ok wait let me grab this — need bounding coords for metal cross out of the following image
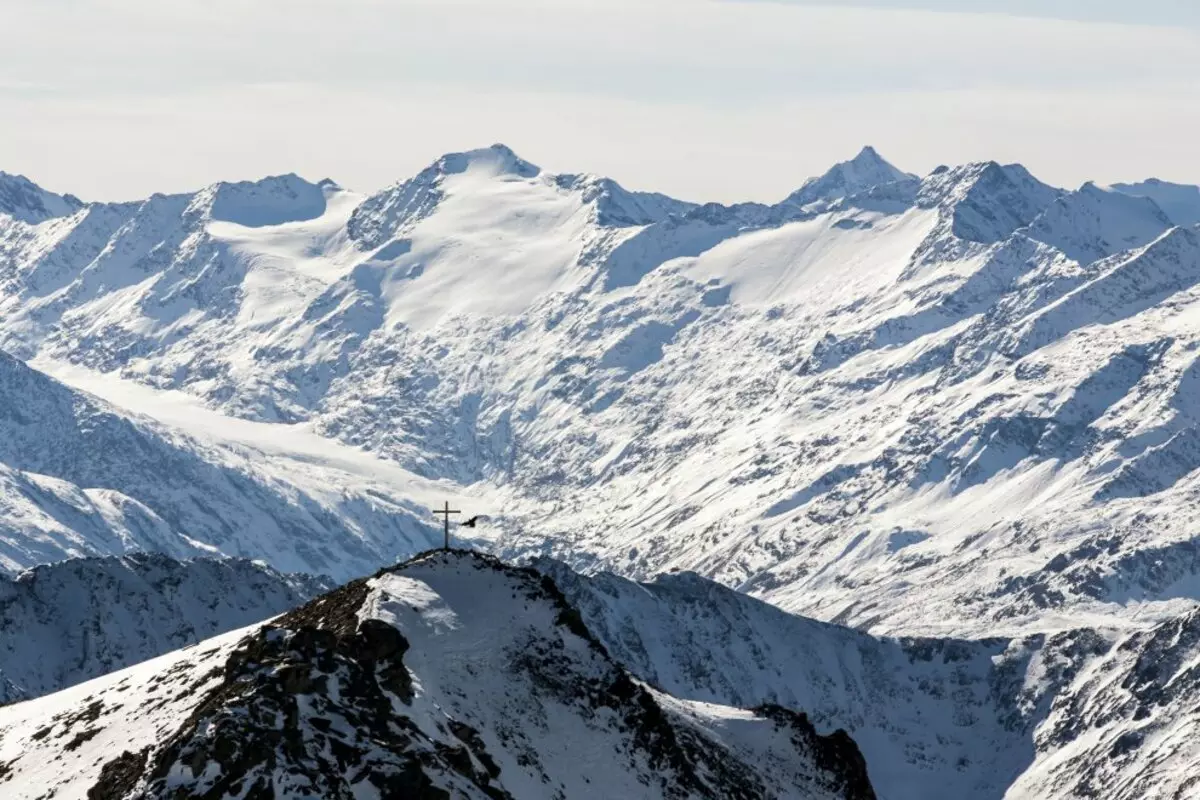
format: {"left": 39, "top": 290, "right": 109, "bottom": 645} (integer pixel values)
{"left": 432, "top": 500, "right": 461, "bottom": 550}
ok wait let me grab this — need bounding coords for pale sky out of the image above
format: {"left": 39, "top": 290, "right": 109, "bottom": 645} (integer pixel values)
{"left": 2, "top": 0, "right": 1198, "bottom": 203}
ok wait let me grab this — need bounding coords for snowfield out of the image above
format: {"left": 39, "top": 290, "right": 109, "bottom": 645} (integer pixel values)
{"left": 4, "top": 145, "right": 1200, "bottom": 638}
{"left": 2, "top": 143, "right": 1200, "bottom": 795}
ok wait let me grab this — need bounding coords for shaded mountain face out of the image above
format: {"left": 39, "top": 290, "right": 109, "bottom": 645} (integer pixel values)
{"left": 0, "top": 172, "right": 82, "bottom": 224}
{"left": 2, "top": 146, "right": 1200, "bottom": 642}
{"left": 784, "top": 146, "right": 916, "bottom": 209}
{"left": 1111, "top": 177, "right": 1200, "bottom": 226}
{"left": 535, "top": 560, "right": 1200, "bottom": 800}
{"left": 0, "top": 553, "right": 331, "bottom": 704}
{"left": 0, "top": 551, "right": 875, "bottom": 800}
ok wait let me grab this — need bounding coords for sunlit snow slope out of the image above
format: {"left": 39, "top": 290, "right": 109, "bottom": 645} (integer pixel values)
{"left": 4, "top": 147, "right": 1200, "bottom": 639}
{"left": 0, "top": 551, "right": 874, "bottom": 800}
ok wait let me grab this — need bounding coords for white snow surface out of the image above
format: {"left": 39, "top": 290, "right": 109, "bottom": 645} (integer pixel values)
{"left": 2, "top": 144, "right": 1200, "bottom": 644}
{"left": 0, "top": 552, "right": 329, "bottom": 703}
{"left": 0, "top": 551, "right": 867, "bottom": 799}
{"left": 537, "top": 559, "right": 1200, "bottom": 800}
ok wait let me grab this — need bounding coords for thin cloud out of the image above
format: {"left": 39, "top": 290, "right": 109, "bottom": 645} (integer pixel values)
{"left": 1, "top": 1, "right": 1197, "bottom": 201}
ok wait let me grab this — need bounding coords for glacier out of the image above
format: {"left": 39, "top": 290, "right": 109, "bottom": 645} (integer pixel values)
{"left": 2, "top": 143, "right": 1200, "bottom": 645}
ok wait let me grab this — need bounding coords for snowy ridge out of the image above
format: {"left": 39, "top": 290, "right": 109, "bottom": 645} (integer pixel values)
{"left": 1023, "top": 181, "right": 1174, "bottom": 264}
{"left": 0, "top": 172, "right": 83, "bottom": 225}
{"left": 0, "top": 551, "right": 875, "bottom": 799}
{"left": 1110, "top": 177, "right": 1200, "bottom": 227}
{"left": 785, "top": 146, "right": 915, "bottom": 210}
{"left": 0, "top": 553, "right": 330, "bottom": 703}
{"left": 3, "top": 145, "right": 1200, "bottom": 645}
{"left": 0, "top": 349, "right": 443, "bottom": 580}
{"left": 536, "top": 559, "right": 1200, "bottom": 800}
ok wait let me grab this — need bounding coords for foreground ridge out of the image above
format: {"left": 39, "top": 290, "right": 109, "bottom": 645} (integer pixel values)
{"left": 0, "top": 550, "right": 875, "bottom": 799}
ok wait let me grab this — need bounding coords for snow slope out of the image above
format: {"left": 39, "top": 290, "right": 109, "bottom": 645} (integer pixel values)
{"left": 0, "top": 347, "right": 446, "bottom": 581}
{"left": 0, "top": 553, "right": 330, "bottom": 703}
{"left": 0, "top": 551, "right": 875, "bottom": 799}
{"left": 537, "top": 559, "right": 1200, "bottom": 800}
{"left": 1111, "top": 177, "right": 1200, "bottom": 226}
{"left": 5, "top": 145, "right": 1200, "bottom": 643}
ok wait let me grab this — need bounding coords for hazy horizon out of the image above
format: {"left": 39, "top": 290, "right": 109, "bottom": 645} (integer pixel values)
{"left": 3, "top": 0, "right": 1198, "bottom": 203}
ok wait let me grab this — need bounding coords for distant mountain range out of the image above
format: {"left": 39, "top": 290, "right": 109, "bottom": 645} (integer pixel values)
{"left": 2, "top": 145, "right": 1200, "bottom": 646}
{"left": 0, "top": 553, "right": 330, "bottom": 703}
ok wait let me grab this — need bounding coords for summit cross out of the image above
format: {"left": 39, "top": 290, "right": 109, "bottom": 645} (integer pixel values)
{"left": 432, "top": 501, "right": 461, "bottom": 550}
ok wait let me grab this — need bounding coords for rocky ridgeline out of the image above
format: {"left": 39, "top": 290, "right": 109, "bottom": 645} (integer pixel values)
{"left": 1, "top": 551, "right": 876, "bottom": 800}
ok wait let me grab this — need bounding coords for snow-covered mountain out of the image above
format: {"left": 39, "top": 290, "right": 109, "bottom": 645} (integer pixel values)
{"left": 784, "top": 146, "right": 916, "bottom": 209}
{"left": 0, "top": 553, "right": 330, "bottom": 703}
{"left": 0, "top": 551, "right": 875, "bottom": 799}
{"left": 0, "top": 347, "right": 443, "bottom": 580}
{"left": 5, "top": 550, "right": 1197, "bottom": 800}
{"left": 539, "top": 559, "right": 1200, "bottom": 800}
{"left": 3, "top": 144, "right": 1200, "bottom": 646}
{"left": 0, "top": 172, "right": 82, "bottom": 225}
{"left": 1111, "top": 177, "right": 1200, "bottom": 226}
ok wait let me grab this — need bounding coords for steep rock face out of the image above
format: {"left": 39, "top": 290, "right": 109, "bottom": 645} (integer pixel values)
{"left": 535, "top": 559, "right": 1200, "bottom": 800}
{"left": 0, "top": 553, "right": 331, "bottom": 702}
{"left": 0, "top": 551, "right": 875, "bottom": 800}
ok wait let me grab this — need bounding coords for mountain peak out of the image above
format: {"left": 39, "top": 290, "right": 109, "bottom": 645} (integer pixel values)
{"left": 916, "top": 160, "right": 1062, "bottom": 244}
{"left": 785, "top": 146, "right": 914, "bottom": 208}
{"left": 1110, "top": 177, "right": 1200, "bottom": 226}
{"left": 0, "top": 548, "right": 876, "bottom": 799}
{"left": 434, "top": 143, "right": 541, "bottom": 180}
{"left": 0, "top": 171, "right": 84, "bottom": 224}
{"left": 850, "top": 145, "right": 886, "bottom": 166}
{"left": 196, "top": 173, "right": 328, "bottom": 227}
{"left": 555, "top": 172, "right": 696, "bottom": 227}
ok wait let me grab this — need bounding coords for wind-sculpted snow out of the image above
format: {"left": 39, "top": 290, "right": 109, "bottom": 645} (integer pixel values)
{"left": 0, "top": 553, "right": 330, "bottom": 703}
{"left": 0, "top": 551, "right": 876, "bottom": 799}
{"left": 4, "top": 144, "right": 1200, "bottom": 645}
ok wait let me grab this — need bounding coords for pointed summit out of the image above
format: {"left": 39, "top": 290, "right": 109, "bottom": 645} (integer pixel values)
{"left": 784, "top": 146, "right": 915, "bottom": 208}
